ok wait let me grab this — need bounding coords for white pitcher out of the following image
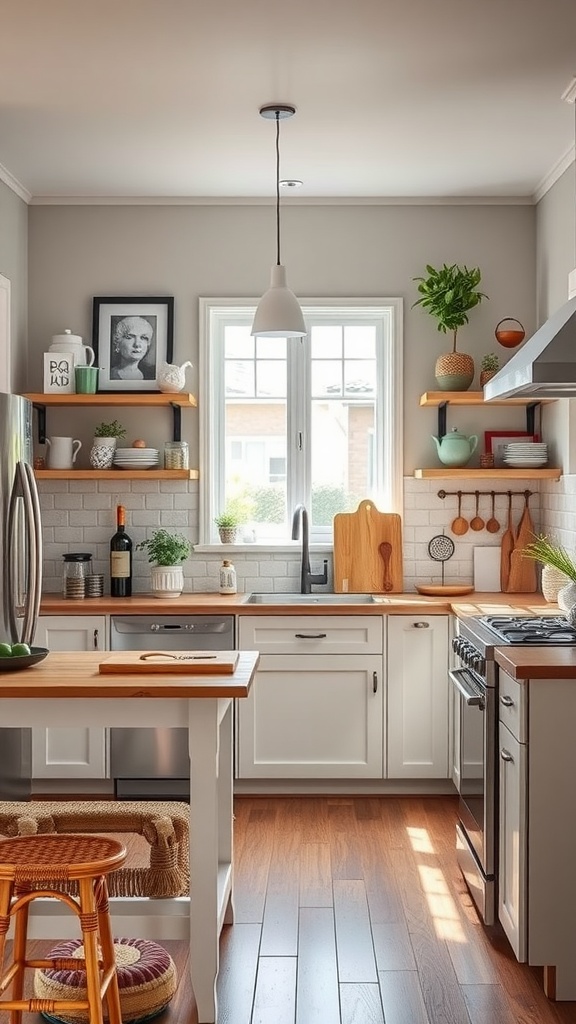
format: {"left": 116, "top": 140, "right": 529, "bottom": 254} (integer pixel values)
{"left": 45, "top": 436, "right": 82, "bottom": 470}
{"left": 49, "top": 329, "right": 95, "bottom": 367}
{"left": 158, "top": 360, "right": 192, "bottom": 393}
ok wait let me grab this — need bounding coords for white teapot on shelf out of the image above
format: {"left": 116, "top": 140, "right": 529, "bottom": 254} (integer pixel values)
{"left": 157, "top": 360, "right": 193, "bottom": 393}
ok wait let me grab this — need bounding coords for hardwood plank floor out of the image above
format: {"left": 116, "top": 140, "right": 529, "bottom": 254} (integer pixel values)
{"left": 9, "top": 795, "right": 576, "bottom": 1023}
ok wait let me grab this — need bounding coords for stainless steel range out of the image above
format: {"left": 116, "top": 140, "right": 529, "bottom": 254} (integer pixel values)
{"left": 451, "top": 613, "right": 576, "bottom": 926}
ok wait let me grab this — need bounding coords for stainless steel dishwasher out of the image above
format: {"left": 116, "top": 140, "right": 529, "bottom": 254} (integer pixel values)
{"left": 109, "top": 614, "right": 235, "bottom": 799}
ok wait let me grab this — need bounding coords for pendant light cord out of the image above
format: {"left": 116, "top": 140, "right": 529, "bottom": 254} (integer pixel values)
{"left": 275, "top": 112, "right": 281, "bottom": 267}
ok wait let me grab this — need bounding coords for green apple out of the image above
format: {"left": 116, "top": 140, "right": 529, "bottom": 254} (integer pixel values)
{"left": 10, "top": 642, "right": 31, "bottom": 657}
{"left": 0, "top": 642, "right": 13, "bottom": 657}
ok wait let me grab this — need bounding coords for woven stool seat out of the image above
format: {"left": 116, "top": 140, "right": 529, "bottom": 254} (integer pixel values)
{"left": 0, "top": 833, "right": 127, "bottom": 1024}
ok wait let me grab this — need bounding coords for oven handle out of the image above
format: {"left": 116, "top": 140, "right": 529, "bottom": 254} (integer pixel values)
{"left": 449, "top": 667, "right": 484, "bottom": 706}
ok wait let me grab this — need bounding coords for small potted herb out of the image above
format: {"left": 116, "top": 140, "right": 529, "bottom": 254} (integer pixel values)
{"left": 214, "top": 510, "right": 239, "bottom": 544}
{"left": 90, "top": 420, "right": 127, "bottom": 469}
{"left": 137, "top": 528, "right": 193, "bottom": 598}
{"left": 480, "top": 353, "right": 499, "bottom": 387}
{"left": 413, "top": 262, "right": 488, "bottom": 390}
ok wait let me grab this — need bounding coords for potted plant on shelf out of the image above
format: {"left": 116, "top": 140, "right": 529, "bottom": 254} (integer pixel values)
{"left": 413, "top": 262, "right": 488, "bottom": 391}
{"left": 90, "top": 419, "right": 127, "bottom": 470}
{"left": 480, "top": 352, "right": 500, "bottom": 387}
{"left": 214, "top": 510, "right": 239, "bottom": 544}
{"left": 136, "top": 528, "right": 193, "bottom": 598}
{"left": 523, "top": 535, "right": 576, "bottom": 609}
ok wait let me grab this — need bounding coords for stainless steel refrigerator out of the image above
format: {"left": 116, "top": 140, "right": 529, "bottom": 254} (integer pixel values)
{"left": 0, "top": 393, "right": 43, "bottom": 798}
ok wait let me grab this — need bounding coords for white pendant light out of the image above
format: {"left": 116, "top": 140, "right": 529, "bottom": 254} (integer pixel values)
{"left": 251, "top": 104, "right": 306, "bottom": 338}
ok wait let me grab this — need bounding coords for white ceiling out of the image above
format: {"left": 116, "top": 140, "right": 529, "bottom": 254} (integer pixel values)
{"left": 1, "top": 0, "right": 576, "bottom": 202}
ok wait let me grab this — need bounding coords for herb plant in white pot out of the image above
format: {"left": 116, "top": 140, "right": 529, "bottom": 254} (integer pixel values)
{"left": 90, "top": 419, "right": 127, "bottom": 470}
{"left": 137, "top": 529, "right": 193, "bottom": 599}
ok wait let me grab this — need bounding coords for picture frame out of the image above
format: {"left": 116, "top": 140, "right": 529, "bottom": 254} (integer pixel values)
{"left": 484, "top": 430, "right": 541, "bottom": 467}
{"left": 92, "top": 296, "right": 174, "bottom": 392}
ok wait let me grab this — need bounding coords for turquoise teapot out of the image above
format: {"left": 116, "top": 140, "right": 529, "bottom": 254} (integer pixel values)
{"left": 432, "top": 427, "right": 478, "bottom": 467}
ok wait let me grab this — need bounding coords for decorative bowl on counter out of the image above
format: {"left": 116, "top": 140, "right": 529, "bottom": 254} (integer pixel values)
{"left": 0, "top": 647, "right": 49, "bottom": 672}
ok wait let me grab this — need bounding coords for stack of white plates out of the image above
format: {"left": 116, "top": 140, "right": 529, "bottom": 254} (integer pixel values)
{"left": 503, "top": 442, "right": 548, "bottom": 468}
{"left": 113, "top": 447, "right": 160, "bottom": 470}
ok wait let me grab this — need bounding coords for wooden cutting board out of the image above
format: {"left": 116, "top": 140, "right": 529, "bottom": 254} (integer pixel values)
{"left": 99, "top": 651, "right": 239, "bottom": 675}
{"left": 333, "top": 500, "right": 403, "bottom": 593}
{"left": 506, "top": 497, "right": 538, "bottom": 593}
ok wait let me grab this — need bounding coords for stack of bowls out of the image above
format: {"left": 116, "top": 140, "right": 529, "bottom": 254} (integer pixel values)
{"left": 502, "top": 442, "right": 548, "bottom": 468}
{"left": 113, "top": 447, "right": 160, "bottom": 470}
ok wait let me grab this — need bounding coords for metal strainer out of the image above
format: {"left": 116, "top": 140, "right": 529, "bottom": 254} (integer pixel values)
{"left": 428, "top": 533, "right": 455, "bottom": 584}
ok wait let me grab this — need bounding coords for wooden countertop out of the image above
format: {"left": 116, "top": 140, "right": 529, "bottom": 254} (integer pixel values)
{"left": 495, "top": 647, "right": 576, "bottom": 680}
{"left": 40, "top": 592, "right": 554, "bottom": 616}
{"left": 0, "top": 650, "right": 259, "bottom": 698}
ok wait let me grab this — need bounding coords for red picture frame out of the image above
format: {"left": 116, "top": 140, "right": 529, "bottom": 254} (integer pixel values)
{"left": 484, "top": 430, "right": 541, "bottom": 467}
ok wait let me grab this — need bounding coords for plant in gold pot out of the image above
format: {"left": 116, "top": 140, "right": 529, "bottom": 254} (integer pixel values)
{"left": 413, "top": 262, "right": 488, "bottom": 391}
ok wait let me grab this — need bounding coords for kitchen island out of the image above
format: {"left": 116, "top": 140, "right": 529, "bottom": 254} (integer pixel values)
{"left": 0, "top": 649, "right": 259, "bottom": 1024}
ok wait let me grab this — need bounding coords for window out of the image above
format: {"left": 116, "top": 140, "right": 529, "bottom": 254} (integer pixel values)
{"left": 199, "top": 298, "right": 403, "bottom": 545}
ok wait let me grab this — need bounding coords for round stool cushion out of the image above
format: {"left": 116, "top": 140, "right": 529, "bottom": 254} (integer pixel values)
{"left": 34, "top": 937, "right": 178, "bottom": 1024}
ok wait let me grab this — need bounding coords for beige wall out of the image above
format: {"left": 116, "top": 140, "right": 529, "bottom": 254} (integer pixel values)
{"left": 0, "top": 179, "right": 28, "bottom": 392}
{"left": 26, "top": 201, "right": 537, "bottom": 472}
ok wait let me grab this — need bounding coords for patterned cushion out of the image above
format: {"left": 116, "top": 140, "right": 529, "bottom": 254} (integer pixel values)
{"left": 34, "top": 937, "right": 178, "bottom": 1024}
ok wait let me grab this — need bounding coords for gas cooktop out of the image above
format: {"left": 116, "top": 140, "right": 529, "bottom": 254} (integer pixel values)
{"left": 480, "top": 615, "right": 576, "bottom": 645}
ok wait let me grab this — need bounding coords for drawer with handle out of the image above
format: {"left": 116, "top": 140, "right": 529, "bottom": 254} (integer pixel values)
{"left": 498, "top": 667, "right": 526, "bottom": 742}
{"left": 238, "top": 615, "right": 383, "bottom": 654}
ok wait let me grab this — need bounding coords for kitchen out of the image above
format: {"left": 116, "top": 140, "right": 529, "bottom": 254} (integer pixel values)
{"left": 2, "top": 2, "right": 576, "bottom": 1022}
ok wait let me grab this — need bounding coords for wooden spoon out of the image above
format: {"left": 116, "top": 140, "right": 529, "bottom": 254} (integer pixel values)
{"left": 379, "top": 541, "right": 394, "bottom": 592}
{"left": 486, "top": 491, "right": 500, "bottom": 533}
{"left": 470, "top": 490, "right": 485, "bottom": 532}
{"left": 451, "top": 491, "right": 469, "bottom": 536}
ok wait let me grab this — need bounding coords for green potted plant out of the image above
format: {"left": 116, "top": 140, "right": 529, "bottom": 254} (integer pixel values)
{"left": 523, "top": 535, "right": 576, "bottom": 607}
{"left": 413, "top": 262, "right": 488, "bottom": 391}
{"left": 480, "top": 352, "right": 500, "bottom": 388}
{"left": 136, "top": 528, "right": 193, "bottom": 598}
{"left": 90, "top": 419, "right": 127, "bottom": 470}
{"left": 214, "top": 510, "right": 239, "bottom": 544}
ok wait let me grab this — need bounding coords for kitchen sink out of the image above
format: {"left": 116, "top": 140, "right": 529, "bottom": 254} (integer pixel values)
{"left": 244, "top": 593, "right": 377, "bottom": 604}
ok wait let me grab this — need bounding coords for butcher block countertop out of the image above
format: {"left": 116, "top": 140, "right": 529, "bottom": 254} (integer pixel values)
{"left": 0, "top": 650, "right": 259, "bottom": 698}
{"left": 40, "top": 592, "right": 554, "bottom": 616}
{"left": 495, "top": 647, "right": 576, "bottom": 680}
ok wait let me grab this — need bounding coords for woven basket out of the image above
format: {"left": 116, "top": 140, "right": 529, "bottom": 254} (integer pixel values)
{"left": 541, "top": 564, "right": 569, "bottom": 603}
{"left": 435, "top": 352, "right": 475, "bottom": 391}
{"left": 34, "top": 937, "right": 177, "bottom": 1024}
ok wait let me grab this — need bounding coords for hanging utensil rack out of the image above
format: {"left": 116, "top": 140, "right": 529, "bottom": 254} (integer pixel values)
{"left": 437, "top": 488, "right": 534, "bottom": 500}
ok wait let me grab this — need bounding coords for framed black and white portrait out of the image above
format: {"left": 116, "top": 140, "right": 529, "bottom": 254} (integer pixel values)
{"left": 92, "top": 296, "right": 174, "bottom": 392}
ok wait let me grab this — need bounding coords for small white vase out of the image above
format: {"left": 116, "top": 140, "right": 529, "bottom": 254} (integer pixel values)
{"left": 90, "top": 436, "right": 116, "bottom": 470}
{"left": 150, "top": 564, "right": 184, "bottom": 599}
{"left": 557, "top": 580, "right": 576, "bottom": 613}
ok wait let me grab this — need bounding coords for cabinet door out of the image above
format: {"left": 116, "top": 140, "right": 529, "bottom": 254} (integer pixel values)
{"left": 498, "top": 721, "right": 527, "bottom": 962}
{"left": 387, "top": 615, "right": 449, "bottom": 778}
{"left": 237, "top": 654, "right": 383, "bottom": 778}
{"left": 238, "top": 615, "right": 383, "bottom": 655}
{"left": 32, "top": 615, "right": 108, "bottom": 779}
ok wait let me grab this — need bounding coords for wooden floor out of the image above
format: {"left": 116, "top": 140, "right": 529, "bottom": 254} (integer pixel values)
{"left": 12, "top": 795, "right": 576, "bottom": 1023}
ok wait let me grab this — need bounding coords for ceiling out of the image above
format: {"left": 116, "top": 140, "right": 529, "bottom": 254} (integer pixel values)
{"left": 1, "top": 0, "right": 576, "bottom": 202}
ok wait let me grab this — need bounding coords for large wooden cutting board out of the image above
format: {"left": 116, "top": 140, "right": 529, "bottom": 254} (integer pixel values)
{"left": 99, "top": 651, "right": 239, "bottom": 675}
{"left": 333, "top": 500, "right": 403, "bottom": 593}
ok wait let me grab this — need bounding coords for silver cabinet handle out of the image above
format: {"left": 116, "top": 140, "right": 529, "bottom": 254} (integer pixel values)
{"left": 500, "top": 748, "right": 514, "bottom": 762}
{"left": 373, "top": 671, "right": 378, "bottom": 694}
{"left": 413, "top": 621, "right": 430, "bottom": 628}
{"left": 295, "top": 633, "right": 327, "bottom": 639}
{"left": 500, "top": 695, "right": 514, "bottom": 707}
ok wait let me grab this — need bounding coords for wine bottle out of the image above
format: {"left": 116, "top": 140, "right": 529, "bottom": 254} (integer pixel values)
{"left": 110, "top": 504, "right": 132, "bottom": 597}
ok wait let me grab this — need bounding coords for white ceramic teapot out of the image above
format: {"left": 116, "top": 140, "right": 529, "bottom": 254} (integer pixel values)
{"left": 158, "top": 360, "right": 192, "bottom": 394}
{"left": 49, "top": 329, "right": 95, "bottom": 367}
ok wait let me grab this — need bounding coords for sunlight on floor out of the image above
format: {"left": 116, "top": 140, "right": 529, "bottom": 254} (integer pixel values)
{"left": 406, "top": 826, "right": 434, "bottom": 854}
{"left": 407, "top": 826, "right": 467, "bottom": 944}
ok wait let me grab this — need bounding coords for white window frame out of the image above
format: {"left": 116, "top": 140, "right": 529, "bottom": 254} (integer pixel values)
{"left": 198, "top": 297, "right": 403, "bottom": 549}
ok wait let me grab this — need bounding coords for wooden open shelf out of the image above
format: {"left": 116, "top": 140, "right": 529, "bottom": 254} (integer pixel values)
{"left": 414, "top": 468, "right": 561, "bottom": 480}
{"left": 23, "top": 392, "right": 197, "bottom": 407}
{"left": 34, "top": 469, "right": 199, "bottom": 480}
{"left": 419, "top": 391, "right": 554, "bottom": 408}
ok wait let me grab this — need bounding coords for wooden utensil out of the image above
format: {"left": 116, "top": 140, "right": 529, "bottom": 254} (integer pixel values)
{"left": 486, "top": 491, "right": 500, "bottom": 533}
{"left": 470, "top": 490, "right": 485, "bottom": 531}
{"left": 379, "top": 541, "right": 393, "bottom": 592}
{"left": 500, "top": 492, "right": 515, "bottom": 592}
{"left": 333, "top": 500, "right": 403, "bottom": 593}
{"left": 506, "top": 492, "right": 537, "bottom": 593}
{"left": 451, "top": 491, "right": 469, "bottom": 535}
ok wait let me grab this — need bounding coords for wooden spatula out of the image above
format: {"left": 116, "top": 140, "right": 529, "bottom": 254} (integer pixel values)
{"left": 500, "top": 492, "right": 515, "bottom": 592}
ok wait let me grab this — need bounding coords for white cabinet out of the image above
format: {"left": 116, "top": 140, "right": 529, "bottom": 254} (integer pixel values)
{"left": 32, "top": 615, "right": 108, "bottom": 779}
{"left": 498, "top": 719, "right": 527, "bottom": 961}
{"left": 237, "top": 615, "right": 384, "bottom": 779}
{"left": 387, "top": 615, "right": 449, "bottom": 778}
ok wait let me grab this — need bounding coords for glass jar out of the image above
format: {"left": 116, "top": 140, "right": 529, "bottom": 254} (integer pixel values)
{"left": 163, "top": 441, "right": 189, "bottom": 470}
{"left": 62, "top": 552, "right": 93, "bottom": 599}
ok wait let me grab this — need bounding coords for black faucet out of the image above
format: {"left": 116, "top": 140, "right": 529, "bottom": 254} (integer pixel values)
{"left": 291, "top": 504, "right": 329, "bottom": 594}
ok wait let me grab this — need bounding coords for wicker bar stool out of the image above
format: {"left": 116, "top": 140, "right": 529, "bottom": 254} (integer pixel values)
{"left": 0, "top": 833, "right": 127, "bottom": 1024}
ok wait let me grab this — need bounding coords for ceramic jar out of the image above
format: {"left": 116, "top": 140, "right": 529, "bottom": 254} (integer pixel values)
{"left": 49, "top": 329, "right": 95, "bottom": 367}
{"left": 89, "top": 437, "right": 116, "bottom": 470}
{"left": 150, "top": 565, "right": 184, "bottom": 599}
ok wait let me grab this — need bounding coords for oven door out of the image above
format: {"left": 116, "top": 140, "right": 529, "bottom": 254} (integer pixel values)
{"left": 450, "top": 666, "right": 496, "bottom": 924}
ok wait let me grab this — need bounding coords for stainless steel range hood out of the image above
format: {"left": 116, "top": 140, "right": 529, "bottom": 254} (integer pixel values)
{"left": 484, "top": 295, "right": 576, "bottom": 400}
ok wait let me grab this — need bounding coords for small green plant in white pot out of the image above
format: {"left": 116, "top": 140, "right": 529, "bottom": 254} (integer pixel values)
{"left": 214, "top": 510, "right": 239, "bottom": 544}
{"left": 90, "top": 419, "right": 127, "bottom": 470}
{"left": 137, "top": 528, "right": 193, "bottom": 599}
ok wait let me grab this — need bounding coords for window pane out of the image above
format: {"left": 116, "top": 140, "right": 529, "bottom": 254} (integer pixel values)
{"left": 224, "top": 327, "right": 253, "bottom": 358}
{"left": 344, "top": 360, "right": 376, "bottom": 396}
{"left": 311, "top": 325, "right": 343, "bottom": 358}
{"left": 310, "top": 400, "right": 375, "bottom": 526}
{"left": 257, "top": 360, "right": 286, "bottom": 397}
{"left": 344, "top": 326, "right": 375, "bottom": 358}
{"left": 312, "top": 359, "right": 343, "bottom": 397}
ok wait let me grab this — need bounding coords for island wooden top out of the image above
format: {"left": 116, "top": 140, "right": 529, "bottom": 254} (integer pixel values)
{"left": 0, "top": 650, "right": 259, "bottom": 699}
{"left": 495, "top": 647, "right": 576, "bottom": 680}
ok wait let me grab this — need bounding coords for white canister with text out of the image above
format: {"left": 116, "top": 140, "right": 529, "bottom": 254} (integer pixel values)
{"left": 219, "top": 560, "right": 237, "bottom": 595}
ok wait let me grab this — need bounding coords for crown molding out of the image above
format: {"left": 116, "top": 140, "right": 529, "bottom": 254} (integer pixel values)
{"left": 0, "top": 162, "right": 31, "bottom": 204}
{"left": 29, "top": 193, "right": 534, "bottom": 207}
{"left": 533, "top": 143, "right": 575, "bottom": 204}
